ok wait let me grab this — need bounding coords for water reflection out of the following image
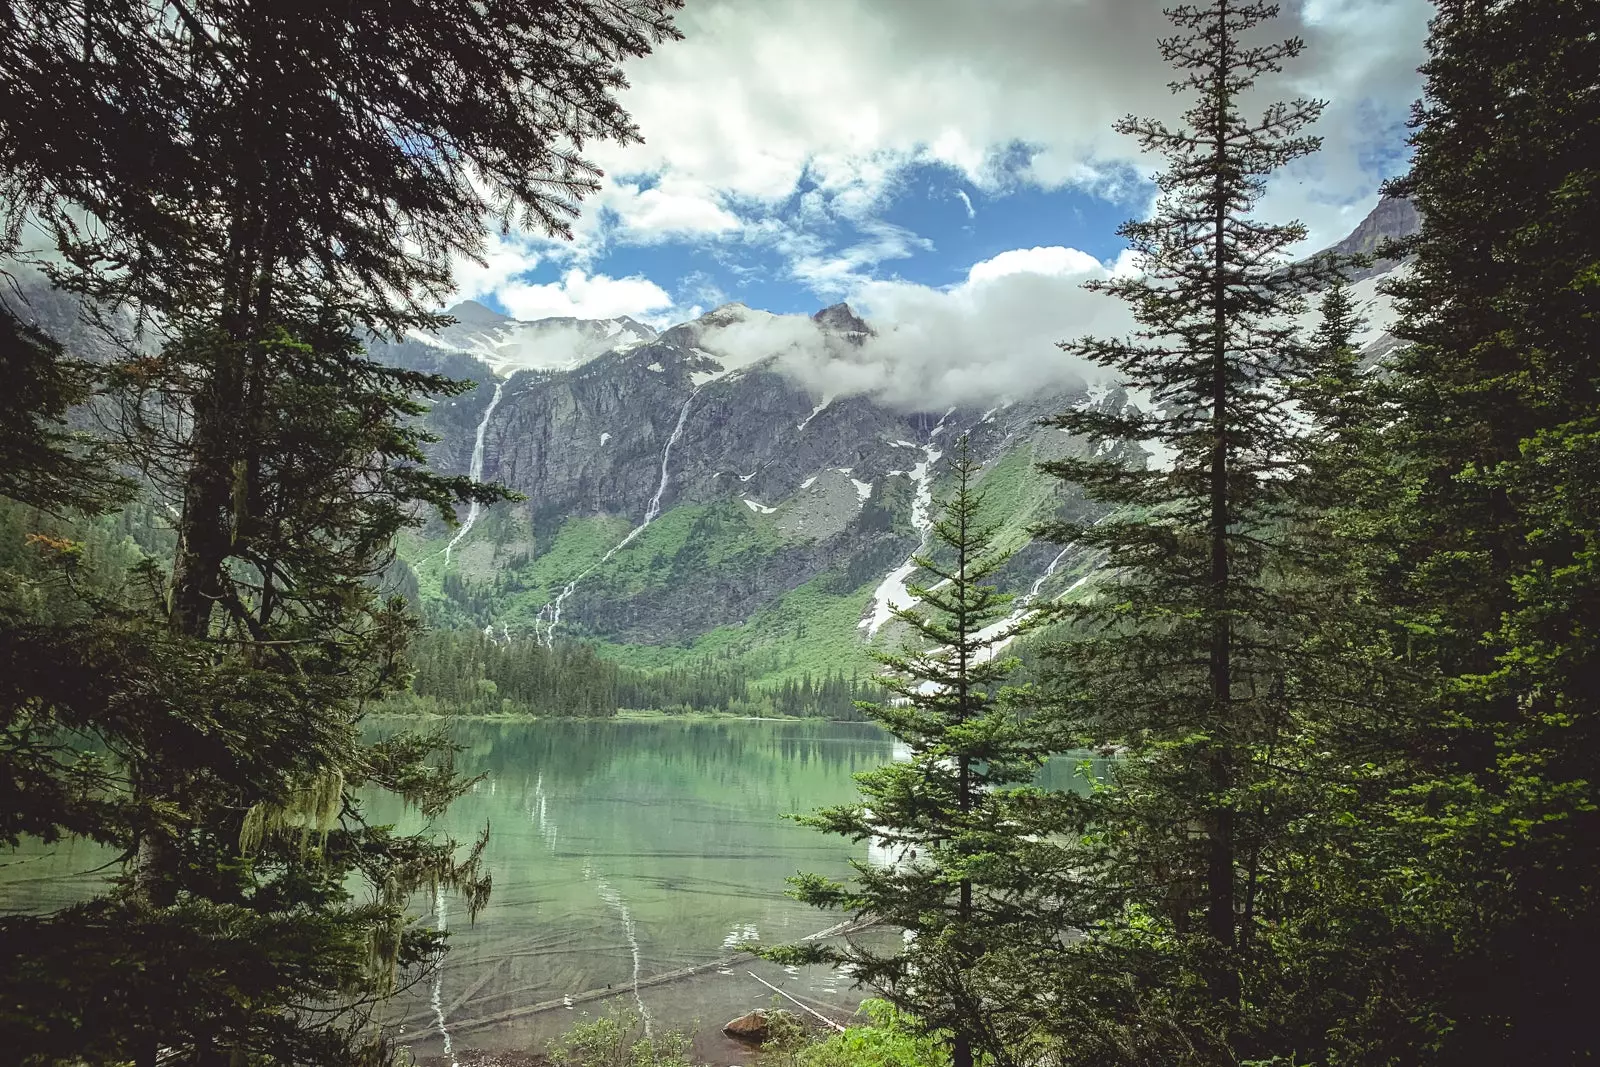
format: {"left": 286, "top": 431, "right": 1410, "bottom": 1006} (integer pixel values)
{"left": 1, "top": 716, "right": 1112, "bottom": 1061}
{"left": 372, "top": 718, "right": 900, "bottom": 1058}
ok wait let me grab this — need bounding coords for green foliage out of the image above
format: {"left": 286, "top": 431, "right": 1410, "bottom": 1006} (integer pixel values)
{"left": 1, "top": 1, "right": 685, "bottom": 1061}
{"left": 1, "top": 0, "right": 684, "bottom": 334}
{"left": 0, "top": 305, "right": 130, "bottom": 515}
{"left": 595, "top": 564, "right": 884, "bottom": 687}
{"left": 547, "top": 1008, "right": 696, "bottom": 1067}
{"left": 968, "top": 440, "right": 1063, "bottom": 560}
{"left": 787, "top": 1001, "right": 949, "bottom": 1067}
{"left": 389, "top": 626, "right": 889, "bottom": 719}
{"left": 779, "top": 438, "right": 1067, "bottom": 1067}
{"left": 1330, "top": 0, "right": 1600, "bottom": 1060}
{"left": 1027, "top": 2, "right": 1381, "bottom": 1062}
{"left": 396, "top": 629, "right": 623, "bottom": 718}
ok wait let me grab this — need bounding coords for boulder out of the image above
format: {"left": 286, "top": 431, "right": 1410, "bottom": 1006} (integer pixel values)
{"left": 722, "top": 1009, "right": 770, "bottom": 1043}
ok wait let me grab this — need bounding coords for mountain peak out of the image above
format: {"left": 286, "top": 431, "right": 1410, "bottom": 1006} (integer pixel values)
{"left": 444, "top": 299, "right": 509, "bottom": 326}
{"left": 813, "top": 302, "right": 870, "bottom": 338}
{"left": 691, "top": 302, "right": 756, "bottom": 330}
{"left": 1316, "top": 195, "right": 1421, "bottom": 282}
{"left": 1328, "top": 195, "right": 1419, "bottom": 257}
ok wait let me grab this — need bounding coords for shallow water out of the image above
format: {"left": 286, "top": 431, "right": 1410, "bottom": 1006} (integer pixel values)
{"left": 373, "top": 717, "right": 904, "bottom": 1063}
{"left": 0, "top": 715, "right": 1108, "bottom": 1064}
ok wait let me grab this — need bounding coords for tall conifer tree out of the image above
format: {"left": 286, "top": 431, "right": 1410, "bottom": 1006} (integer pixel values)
{"left": 780, "top": 438, "right": 1062, "bottom": 1067}
{"left": 0, "top": 3, "right": 684, "bottom": 1062}
{"left": 1369, "top": 0, "right": 1600, "bottom": 1058}
{"left": 1033, "top": 0, "right": 1346, "bottom": 1057}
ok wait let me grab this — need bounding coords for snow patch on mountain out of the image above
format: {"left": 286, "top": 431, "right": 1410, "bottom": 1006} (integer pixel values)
{"left": 421, "top": 300, "right": 658, "bottom": 376}
{"left": 798, "top": 396, "right": 834, "bottom": 431}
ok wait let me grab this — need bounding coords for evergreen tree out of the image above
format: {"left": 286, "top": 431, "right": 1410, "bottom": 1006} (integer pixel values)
{"left": 0, "top": 301, "right": 129, "bottom": 514}
{"left": 777, "top": 438, "right": 1061, "bottom": 1067}
{"left": 1358, "top": 0, "right": 1600, "bottom": 1058}
{"left": 1, "top": 4, "right": 684, "bottom": 1063}
{"left": 1301, "top": 279, "right": 1368, "bottom": 444}
{"left": 0, "top": 316, "right": 502, "bottom": 1066}
{"left": 1032, "top": 0, "right": 1352, "bottom": 1058}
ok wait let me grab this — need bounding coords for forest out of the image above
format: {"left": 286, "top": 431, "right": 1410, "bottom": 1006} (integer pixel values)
{"left": 391, "top": 628, "right": 885, "bottom": 719}
{"left": 2, "top": 1, "right": 1597, "bottom": 1066}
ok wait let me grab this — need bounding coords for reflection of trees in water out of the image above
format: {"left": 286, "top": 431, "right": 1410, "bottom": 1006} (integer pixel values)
{"left": 455, "top": 720, "right": 896, "bottom": 799}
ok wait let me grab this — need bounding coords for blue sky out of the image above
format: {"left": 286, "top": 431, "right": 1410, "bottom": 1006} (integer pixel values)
{"left": 450, "top": 0, "right": 1430, "bottom": 335}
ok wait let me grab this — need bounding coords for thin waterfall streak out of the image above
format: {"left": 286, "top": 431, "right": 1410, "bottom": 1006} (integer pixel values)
{"left": 430, "top": 884, "right": 459, "bottom": 1066}
{"left": 1025, "top": 544, "right": 1075, "bottom": 605}
{"left": 537, "top": 387, "right": 701, "bottom": 647}
{"left": 645, "top": 386, "right": 700, "bottom": 523}
{"left": 444, "top": 379, "right": 505, "bottom": 565}
{"left": 971, "top": 505, "right": 1127, "bottom": 665}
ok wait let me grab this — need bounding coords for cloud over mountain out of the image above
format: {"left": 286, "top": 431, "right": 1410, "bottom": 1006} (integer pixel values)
{"left": 697, "top": 245, "right": 1132, "bottom": 409}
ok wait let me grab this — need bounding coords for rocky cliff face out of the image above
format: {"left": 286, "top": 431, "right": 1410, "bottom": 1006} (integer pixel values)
{"left": 4, "top": 196, "right": 1409, "bottom": 683}
{"left": 382, "top": 301, "right": 1115, "bottom": 671}
{"left": 1312, "top": 194, "right": 1421, "bottom": 282}
{"left": 387, "top": 196, "right": 1415, "bottom": 679}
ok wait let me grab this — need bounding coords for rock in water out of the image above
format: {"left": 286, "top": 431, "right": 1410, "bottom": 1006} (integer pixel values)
{"left": 722, "top": 1009, "right": 770, "bottom": 1043}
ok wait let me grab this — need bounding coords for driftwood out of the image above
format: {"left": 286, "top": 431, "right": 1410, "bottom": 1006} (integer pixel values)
{"left": 400, "top": 917, "right": 879, "bottom": 1042}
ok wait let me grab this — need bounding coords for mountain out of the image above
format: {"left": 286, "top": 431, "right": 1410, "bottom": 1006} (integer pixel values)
{"left": 1, "top": 198, "right": 1415, "bottom": 689}
{"left": 412, "top": 300, "right": 658, "bottom": 376}
{"left": 1313, "top": 195, "right": 1419, "bottom": 282}
{"left": 1304, "top": 194, "right": 1422, "bottom": 363}
{"left": 381, "top": 301, "right": 1124, "bottom": 683}
{"left": 383, "top": 199, "right": 1420, "bottom": 686}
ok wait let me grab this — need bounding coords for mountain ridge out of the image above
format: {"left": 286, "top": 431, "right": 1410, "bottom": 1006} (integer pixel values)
{"left": 0, "top": 196, "right": 1419, "bottom": 687}
{"left": 386, "top": 194, "right": 1418, "bottom": 684}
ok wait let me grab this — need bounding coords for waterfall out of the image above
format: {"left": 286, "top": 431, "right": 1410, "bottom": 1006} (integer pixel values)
{"left": 970, "top": 507, "right": 1123, "bottom": 664}
{"left": 443, "top": 378, "right": 505, "bottom": 566}
{"left": 861, "top": 410, "right": 953, "bottom": 636}
{"left": 644, "top": 387, "right": 699, "bottom": 524}
{"left": 535, "top": 388, "right": 701, "bottom": 647}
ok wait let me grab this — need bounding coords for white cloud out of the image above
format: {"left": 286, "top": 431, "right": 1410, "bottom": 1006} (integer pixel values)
{"left": 966, "top": 246, "right": 1102, "bottom": 284}
{"left": 581, "top": 0, "right": 1428, "bottom": 257}
{"left": 599, "top": 178, "right": 743, "bottom": 243}
{"left": 789, "top": 220, "right": 933, "bottom": 295}
{"left": 456, "top": 0, "right": 1430, "bottom": 325}
{"left": 449, "top": 232, "right": 544, "bottom": 304}
{"left": 1108, "top": 248, "right": 1145, "bottom": 279}
{"left": 497, "top": 269, "right": 678, "bottom": 325}
{"left": 697, "top": 245, "right": 1130, "bottom": 409}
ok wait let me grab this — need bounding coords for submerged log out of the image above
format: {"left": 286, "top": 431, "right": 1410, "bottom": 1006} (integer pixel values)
{"left": 406, "top": 916, "right": 880, "bottom": 1041}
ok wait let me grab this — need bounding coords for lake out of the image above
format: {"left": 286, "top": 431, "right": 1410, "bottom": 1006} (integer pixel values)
{"left": 377, "top": 716, "right": 904, "bottom": 1064}
{"left": 0, "top": 716, "right": 1106, "bottom": 1065}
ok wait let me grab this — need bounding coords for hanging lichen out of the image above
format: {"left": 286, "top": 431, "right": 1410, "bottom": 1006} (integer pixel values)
{"left": 238, "top": 766, "right": 346, "bottom": 858}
